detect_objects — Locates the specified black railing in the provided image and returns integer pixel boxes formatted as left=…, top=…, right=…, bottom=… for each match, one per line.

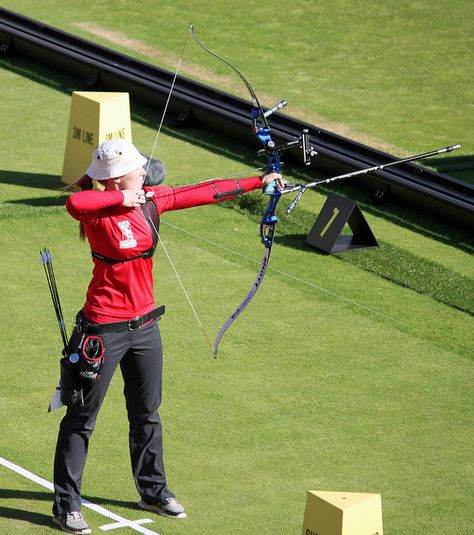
left=0, top=7, right=472, bottom=228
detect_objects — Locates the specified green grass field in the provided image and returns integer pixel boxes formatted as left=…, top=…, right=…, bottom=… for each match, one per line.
left=0, top=3, right=473, bottom=535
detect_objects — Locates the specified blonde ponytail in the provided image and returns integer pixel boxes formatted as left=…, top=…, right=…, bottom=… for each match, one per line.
left=60, top=175, right=94, bottom=240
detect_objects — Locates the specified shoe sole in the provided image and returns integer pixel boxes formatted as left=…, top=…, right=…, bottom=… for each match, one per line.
left=138, top=500, right=187, bottom=519
left=52, top=515, right=92, bottom=534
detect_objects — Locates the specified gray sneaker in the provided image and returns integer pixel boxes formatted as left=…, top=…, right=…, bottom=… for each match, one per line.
left=138, top=497, right=186, bottom=519
left=53, top=511, right=91, bottom=534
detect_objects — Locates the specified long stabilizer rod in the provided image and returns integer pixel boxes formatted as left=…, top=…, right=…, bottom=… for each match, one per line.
left=284, top=144, right=461, bottom=215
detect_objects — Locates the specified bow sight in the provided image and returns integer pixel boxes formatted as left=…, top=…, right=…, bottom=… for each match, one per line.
left=255, top=100, right=317, bottom=177
left=256, top=128, right=317, bottom=167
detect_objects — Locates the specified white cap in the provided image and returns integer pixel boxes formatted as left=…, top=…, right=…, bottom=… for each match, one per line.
left=86, top=139, right=148, bottom=180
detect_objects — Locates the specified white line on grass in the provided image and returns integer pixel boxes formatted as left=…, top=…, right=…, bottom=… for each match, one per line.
left=0, top=456, right=160, bottom=534
left=161, top=220, right=408, bottom=326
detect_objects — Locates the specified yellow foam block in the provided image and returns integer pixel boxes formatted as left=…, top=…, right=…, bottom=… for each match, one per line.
left=61, top=92, right=132, bottom=184
left=301, top=490, right=383, bottom=535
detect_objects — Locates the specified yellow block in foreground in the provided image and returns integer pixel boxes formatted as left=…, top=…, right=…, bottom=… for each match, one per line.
left=301, top=490, right=383, bottom=535
left=61, top=92, right=132, bottom=184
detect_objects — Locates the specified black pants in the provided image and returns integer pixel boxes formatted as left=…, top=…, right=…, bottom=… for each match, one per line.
left=53, top=321, right=173, bottom=515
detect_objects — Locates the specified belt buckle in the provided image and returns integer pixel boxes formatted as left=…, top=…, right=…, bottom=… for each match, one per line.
left=128, top=317, right=141, bottom=331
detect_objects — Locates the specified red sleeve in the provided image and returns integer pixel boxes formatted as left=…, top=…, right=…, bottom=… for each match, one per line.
left=147, top=176, right=263, bottom=214
left=66, top=190, right=125, bottom=221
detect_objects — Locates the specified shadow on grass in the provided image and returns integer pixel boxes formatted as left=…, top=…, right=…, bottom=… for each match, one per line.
left=319, top=181, right=474, bottom=255
left=0, top=506, right=53, bottom=528
left=0, top=56, right=81, bottom=97
left=0, top=169, right=63, bottom=190
left=0, top=490, right=52, bottom=528
left=84, top=495, right=139, bottom=510
left=0, top=171, right=67, bottom=217
left=0, top=488, right=141, bottom=509
left=4, top=196, right=67, bottom=207
left=0, top=488, right=143, bottom=527
left=274, top=232, right=326, bottom=254
left=423, top=154, right=474, bottom=184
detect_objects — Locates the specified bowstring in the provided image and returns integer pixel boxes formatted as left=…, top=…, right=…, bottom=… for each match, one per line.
left=146, top=214, right=214, bottom=352
left=145, top=25, right=217, bottom=352
left=145, top=27, right=190, bottom=175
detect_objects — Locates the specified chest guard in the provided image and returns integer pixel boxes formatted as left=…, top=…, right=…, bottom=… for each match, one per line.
left=91, top=198, right=160, bottom=265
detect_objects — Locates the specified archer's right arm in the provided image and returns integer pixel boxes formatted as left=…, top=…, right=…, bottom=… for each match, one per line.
left=65, top=190, right=125, bottom=221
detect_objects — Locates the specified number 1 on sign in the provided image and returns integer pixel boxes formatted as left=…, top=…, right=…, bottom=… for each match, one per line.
left=320, top=207, right=340, bottom=237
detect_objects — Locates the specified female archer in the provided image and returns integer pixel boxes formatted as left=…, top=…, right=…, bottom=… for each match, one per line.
left=52, top=138, right=283, bottom=534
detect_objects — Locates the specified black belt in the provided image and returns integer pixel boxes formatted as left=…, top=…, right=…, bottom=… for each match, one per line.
left=76, top=306, right=165, bottom=334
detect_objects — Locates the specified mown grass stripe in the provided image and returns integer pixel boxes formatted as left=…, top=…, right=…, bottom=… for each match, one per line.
left=227, top=193, right=474, bottom=315
left=162, top=220, right=409, bottom=327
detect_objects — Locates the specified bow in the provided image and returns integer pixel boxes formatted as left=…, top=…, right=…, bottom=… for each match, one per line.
left=190, top=25, right=316, bottom=354
left=151, top=25, right=461, bottom=356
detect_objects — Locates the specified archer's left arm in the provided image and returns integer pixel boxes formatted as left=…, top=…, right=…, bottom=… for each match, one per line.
left=150, top=175, right=281, bottom=214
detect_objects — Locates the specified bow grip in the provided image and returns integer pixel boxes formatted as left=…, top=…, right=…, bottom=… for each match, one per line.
left=262, top=153, right=282, bottom=194
left=260, top=192, right=281, bottom=247
left=263, top=180, right=280, bottom=195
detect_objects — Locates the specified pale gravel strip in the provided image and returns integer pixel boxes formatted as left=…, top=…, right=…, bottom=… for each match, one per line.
left=73, top=22, right=405, bottom=156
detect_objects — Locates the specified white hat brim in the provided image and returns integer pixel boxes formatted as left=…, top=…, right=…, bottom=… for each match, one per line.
left=87, top=153, right=148, bottom=180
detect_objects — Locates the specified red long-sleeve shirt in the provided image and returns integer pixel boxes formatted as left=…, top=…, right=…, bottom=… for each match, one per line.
left=66, top=177, right=263, bottom=323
